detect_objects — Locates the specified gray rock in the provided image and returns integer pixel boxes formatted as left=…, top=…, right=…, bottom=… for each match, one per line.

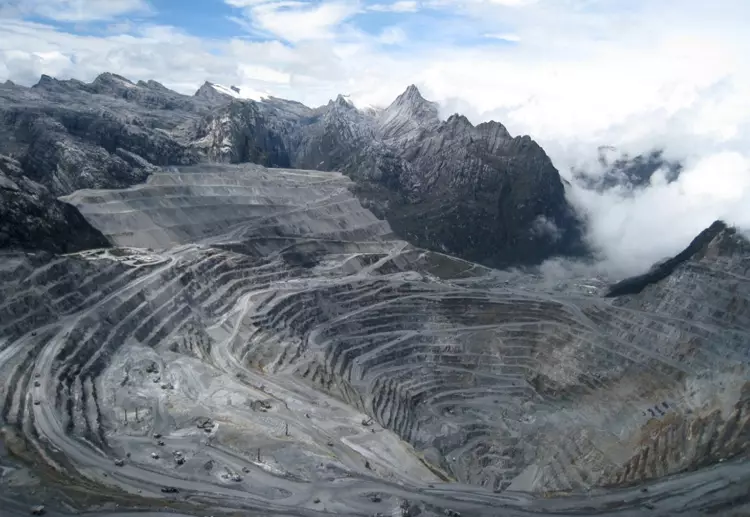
left=0, top=74, right=584, bottom=268
left=0, top=154, right=110, bottom=253
left=0, top=162, right=748, bottom=515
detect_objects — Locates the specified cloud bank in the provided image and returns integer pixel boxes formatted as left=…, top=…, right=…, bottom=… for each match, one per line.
left=1, top=0, right=749, bottom=278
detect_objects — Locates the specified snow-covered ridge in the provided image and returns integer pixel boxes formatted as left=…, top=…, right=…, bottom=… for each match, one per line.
left=207, top=82, right=268, bottom=101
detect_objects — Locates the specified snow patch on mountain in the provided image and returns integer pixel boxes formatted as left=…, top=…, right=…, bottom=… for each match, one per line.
left=209, top=82, right=267, bottom=101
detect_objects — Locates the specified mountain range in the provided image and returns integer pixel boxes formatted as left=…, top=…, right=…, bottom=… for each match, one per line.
left=0, top=73, right=585, bottom=267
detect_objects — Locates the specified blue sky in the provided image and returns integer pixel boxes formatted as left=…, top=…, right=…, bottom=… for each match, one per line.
left=1, top=0, right=750, bottom=273
left=5, top=0, right=524, bottom=47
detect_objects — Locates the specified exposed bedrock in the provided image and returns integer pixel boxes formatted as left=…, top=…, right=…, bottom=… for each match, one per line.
left=2, top=164, right=748, bottom=516
left=1, top=75, right=586, bottom=268
left=0, top=154, right=110, bottom=253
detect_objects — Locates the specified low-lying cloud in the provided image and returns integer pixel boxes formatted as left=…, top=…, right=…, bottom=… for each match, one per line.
left=568, top=152, right=750, bottom=279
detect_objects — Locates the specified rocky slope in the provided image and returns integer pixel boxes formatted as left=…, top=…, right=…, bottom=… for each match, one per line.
left=1, top=163, right=748, bottom=516
left=0, top=74, right=585, bottom=267
left=192, top=85, right=586, bottom=268
left=0, top=154, right=109, bottom=253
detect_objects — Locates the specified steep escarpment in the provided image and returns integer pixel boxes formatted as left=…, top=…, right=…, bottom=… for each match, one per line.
left=0, top=154, right=110, bottom=253
left=0, top=74, right=585, bottom=268
left=188, top=101, right=290, bottom=166
left=0, top=76, right=208, bottom=253
left=279, top=86, right=586, bottom=268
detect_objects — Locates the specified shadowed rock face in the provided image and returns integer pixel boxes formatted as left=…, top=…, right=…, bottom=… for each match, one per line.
left=0, top=74, right=586, bottom=268
left=2, top=163, right=748, bottom=516
left=0, top=154, right=110, bottom=253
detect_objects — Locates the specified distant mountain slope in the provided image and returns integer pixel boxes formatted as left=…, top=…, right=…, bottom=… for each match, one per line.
left=605, top=220, right=740, bottom=297
left=574, top=146, right=682, bottom=193
left=0, top=74, right=587, bottom=266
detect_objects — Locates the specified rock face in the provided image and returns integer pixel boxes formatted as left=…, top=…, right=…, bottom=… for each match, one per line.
left=0, top=74, right=585, bottom=268
left=0, top=154, right=109, bottom=253
left=1, top=162, right=748, bottom=516
left=252, top=85, right=584, bottom=268
left=0, top=75, right=203, bottom=196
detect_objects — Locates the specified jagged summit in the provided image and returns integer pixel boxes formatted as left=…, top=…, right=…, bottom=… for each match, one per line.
left=575, top=147, right=683, bottom=193
left=33, top=74, right=57, bottom=87
left=445, top=113, right=474, bottom=128
left=387, top=84, right=436, bottom=112
left=0, top=71, right=586, bottom=268
left=329, top=94, right=356, bottom=109
left=137, top=79, right=170, bottom=91
left=93, top=72, right=135, bottom=85
left=399, top=84, right=426, bottom=102
left=379, top=84, right=440, bottom=139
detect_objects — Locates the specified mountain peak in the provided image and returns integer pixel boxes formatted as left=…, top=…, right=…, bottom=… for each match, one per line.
left=194, top=81, right=217, bottom=96
left=380, top=84, right=440, bottom=138
left=138, top=79, right=170, bottom=91
left=195, top=81, right=265, bottom=101
left=395, top=84, right=428, bottom=106
left=34, top=74, right=56, bottom=87
left=93, top=72, right=135, bottom=85
left=330, top=94, right=355, bottom=109
left=446, top=113, right=473, bottom=128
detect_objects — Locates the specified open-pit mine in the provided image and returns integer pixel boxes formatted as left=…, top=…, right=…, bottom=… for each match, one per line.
left=2, top=164, right=750, bottom=516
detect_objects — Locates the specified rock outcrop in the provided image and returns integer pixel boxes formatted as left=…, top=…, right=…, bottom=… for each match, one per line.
left=0, top=74, right=585, bottom=267
left=0, top=154, right=109, bottom=253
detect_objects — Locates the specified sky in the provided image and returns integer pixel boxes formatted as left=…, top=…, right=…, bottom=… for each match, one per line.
left=1, top=0, right=749, bottom=277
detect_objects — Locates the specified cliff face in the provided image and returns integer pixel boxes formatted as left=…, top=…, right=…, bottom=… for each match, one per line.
left=189, top=84, right=585, bottom=267
left=0, top=74, right=585, bottom=266
left=0, top=154, right=109, bottom=253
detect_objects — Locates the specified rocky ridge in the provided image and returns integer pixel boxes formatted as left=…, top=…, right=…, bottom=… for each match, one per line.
left=0, top=74, right=585, bottom=268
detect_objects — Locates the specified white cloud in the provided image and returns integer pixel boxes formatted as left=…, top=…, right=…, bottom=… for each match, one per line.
left=2, top=0, right=750, bottom=277
left=378, top=26, right=406, bottom=45
left=227, top=0, right=361, bottom=42
left=225, top=0, right=270, bottom=5
left=425, top=0, right=535, bottom=7
left=483, top=32, right=520, bottom=42
left=570, top=152, right=750, bottom=278
left=238, top=63, right=291, bottom=84
left=2, top=0, right=151, bottom=22
left=479, top=0, right=536, bottom=4
left=367, top=1, right=419, bottom=12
